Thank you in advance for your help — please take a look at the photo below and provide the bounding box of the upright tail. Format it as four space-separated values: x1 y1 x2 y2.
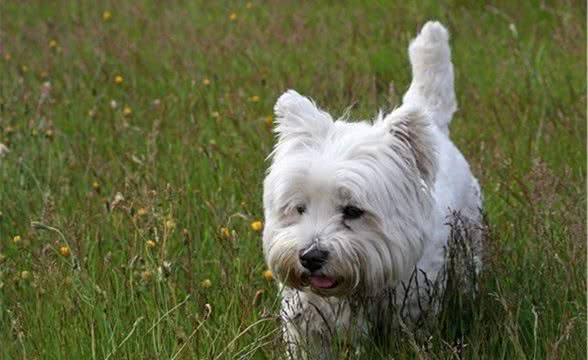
402 21 456 136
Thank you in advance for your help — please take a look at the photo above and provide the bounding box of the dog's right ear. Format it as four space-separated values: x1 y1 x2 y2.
273 90 333 145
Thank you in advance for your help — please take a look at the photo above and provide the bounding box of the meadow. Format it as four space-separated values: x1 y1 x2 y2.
0 1 585 359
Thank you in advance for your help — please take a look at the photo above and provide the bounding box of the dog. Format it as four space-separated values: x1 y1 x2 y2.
262 21 483 358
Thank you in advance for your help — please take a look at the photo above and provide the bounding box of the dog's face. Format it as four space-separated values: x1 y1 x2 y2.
263 90 437 297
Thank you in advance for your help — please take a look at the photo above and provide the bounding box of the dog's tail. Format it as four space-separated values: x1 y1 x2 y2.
403 21 456 136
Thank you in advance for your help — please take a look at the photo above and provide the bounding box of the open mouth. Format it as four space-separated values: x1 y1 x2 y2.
309 275 338 289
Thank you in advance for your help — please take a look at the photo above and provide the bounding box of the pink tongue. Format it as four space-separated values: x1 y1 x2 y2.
309 276 337 289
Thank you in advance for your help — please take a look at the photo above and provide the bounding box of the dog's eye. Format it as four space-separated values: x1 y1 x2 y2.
342 205 364 220
296 205 306 215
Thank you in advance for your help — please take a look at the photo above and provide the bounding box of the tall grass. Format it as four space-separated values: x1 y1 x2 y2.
0 1 585 358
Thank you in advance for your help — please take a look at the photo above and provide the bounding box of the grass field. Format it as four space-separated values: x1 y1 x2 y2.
0 1 586 359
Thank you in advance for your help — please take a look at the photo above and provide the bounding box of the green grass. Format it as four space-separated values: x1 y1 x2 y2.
0 0 585 359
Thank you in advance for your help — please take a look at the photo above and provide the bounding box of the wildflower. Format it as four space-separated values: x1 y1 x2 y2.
202 78 210 86
211 111 220 118
92 180 100 191
59 245 71 257
229 12 237 21
123 106 132 116
201 279 212 288
45 129 54 138
137 207 148 216
220 227 230 238
49 40 58 49
250 95 260 102
20 271 31 280
110 99 118 109
264 115 273 126
20 64 28 73
152 98 161 107
263 270 273 281
114 75 124 84
12 235 21 244
102 10 112 21
3 53 11 61
88 109 96 117
146 240 157 249
251 220 263 232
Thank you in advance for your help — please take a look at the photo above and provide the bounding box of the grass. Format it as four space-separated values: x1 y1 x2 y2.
0 0 585 358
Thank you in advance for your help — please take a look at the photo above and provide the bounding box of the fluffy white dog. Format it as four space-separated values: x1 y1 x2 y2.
262 21 483 358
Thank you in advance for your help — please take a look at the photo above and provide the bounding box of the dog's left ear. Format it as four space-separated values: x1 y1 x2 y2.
273 90 333 145
383 106 437 186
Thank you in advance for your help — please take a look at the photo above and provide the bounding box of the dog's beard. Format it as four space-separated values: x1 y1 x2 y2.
264 224 413 298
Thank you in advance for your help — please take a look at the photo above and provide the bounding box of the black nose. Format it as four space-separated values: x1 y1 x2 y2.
299 248 329 272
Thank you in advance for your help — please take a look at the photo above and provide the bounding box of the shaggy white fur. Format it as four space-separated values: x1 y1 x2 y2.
262 21 482 358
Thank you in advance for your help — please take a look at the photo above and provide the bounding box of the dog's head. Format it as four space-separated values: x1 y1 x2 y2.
263 90 437 297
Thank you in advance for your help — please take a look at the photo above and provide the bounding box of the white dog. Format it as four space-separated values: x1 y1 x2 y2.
262 21 483 358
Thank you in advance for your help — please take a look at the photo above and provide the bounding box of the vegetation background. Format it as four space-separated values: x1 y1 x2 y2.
0 0 585 358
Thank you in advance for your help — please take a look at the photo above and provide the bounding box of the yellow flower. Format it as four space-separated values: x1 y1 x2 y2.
262 270 273 281
20 271 31 280
251 220 263 232
123 106 132 116
114 75 124 84
229 12 237 21
20 65 28 73
49 40 58 49
165 219 176 230
202 78 210 86
264 115 273 126
102 10 112 21
12 235 21 244
220 227 230 238
45 129 54 138
92 181 100 190
59 245 71 257
201 279 212 288
137 207 148 216
249 95 260 102
146 240 157 249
